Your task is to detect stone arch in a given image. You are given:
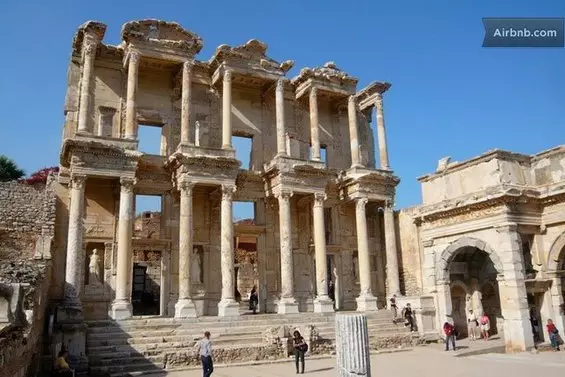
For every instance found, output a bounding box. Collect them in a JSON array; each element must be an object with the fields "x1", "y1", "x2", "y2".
[
  {"x1": 437, "y1": 237, "x2": 504, "y2": 282},
  {"x1": 450, "y1": 279, "x2": 470, "y2": 294},
  {"x1": 546, "y1": 232, "x2": 565, "y2": 272}
]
